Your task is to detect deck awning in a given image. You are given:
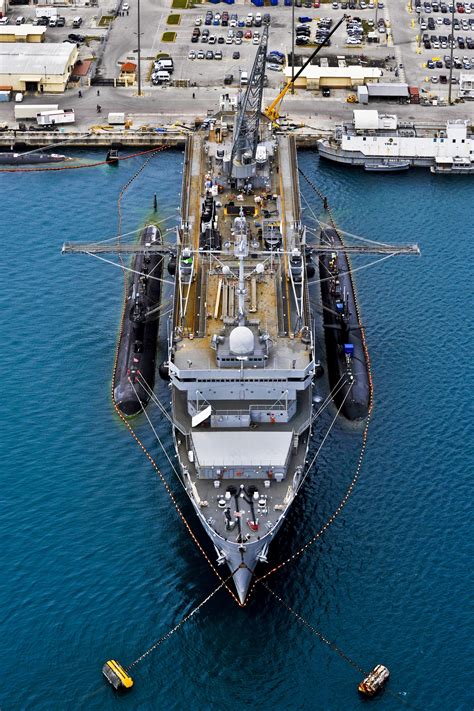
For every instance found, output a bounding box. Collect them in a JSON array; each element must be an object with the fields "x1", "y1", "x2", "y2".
[
  {"x1": 435, "y1": 156, "x2": 453, "y2": 164},
  {"x1": 191, "y1": 431, "x2": 293, "y2": 467}
]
